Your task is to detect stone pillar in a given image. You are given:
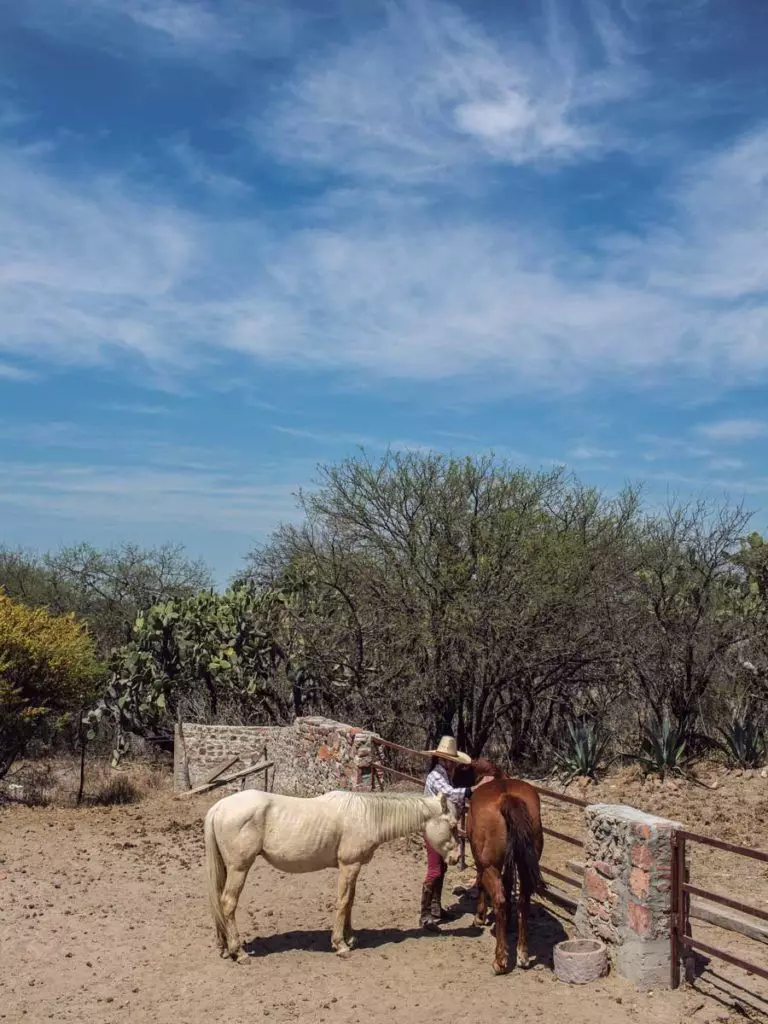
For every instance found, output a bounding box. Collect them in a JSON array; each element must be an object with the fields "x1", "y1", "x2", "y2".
[{"x1": 575, "y1": 804, "x2": 682, "y2": 990}]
